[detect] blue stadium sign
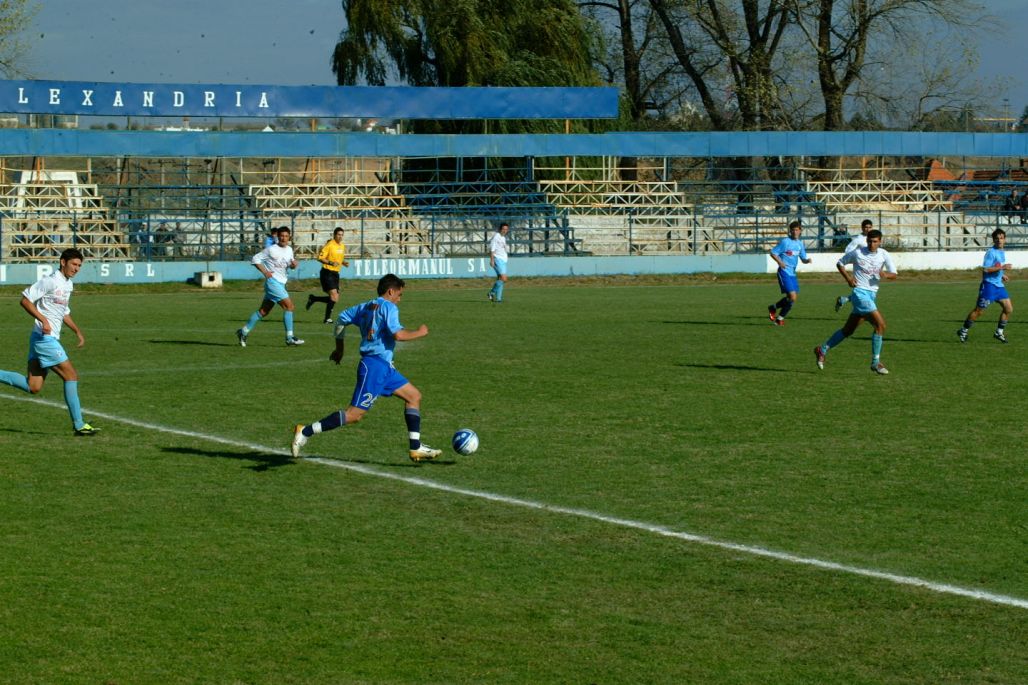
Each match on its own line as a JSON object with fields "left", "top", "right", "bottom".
{"left": 0, "top": 80, "right": 619, "bottom": 119}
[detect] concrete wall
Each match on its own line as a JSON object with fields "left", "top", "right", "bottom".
{"left": 1, "top": 250, "right": 1021, "bottom": 286}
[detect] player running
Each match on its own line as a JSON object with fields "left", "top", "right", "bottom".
{"left": 767, "top": 220, "right": 812, "bottom": 326}
{"left": 487, "top": 222, "right": 510, "bottom": 303}
{"left": 0, "top": 248, "right": 99, "bottom": 435}
{"left": 291, "top": 273, "right": 442, "bottom": 463}
{"left": 814, "top": 229, "right": 897, "bottom": 374}
{"left": 957, "top": 228, "right": 1014, "bottom": 343}
{"left": 834, "top": 218, "right": 874, "bottom": 312}
{"left": 236, "top": 226, "right": 304, "bottom": 347}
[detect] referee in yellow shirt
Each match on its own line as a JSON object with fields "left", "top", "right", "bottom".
{"left": 306, "top": 227, "right": 349, "bottom": 323}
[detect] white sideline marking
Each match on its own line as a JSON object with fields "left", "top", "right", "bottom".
{"left": 3, "top": 392, "right": 1027, "bottom": 611}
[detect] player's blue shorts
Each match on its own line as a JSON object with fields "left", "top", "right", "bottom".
{"left": 777, "top": 269, "right": 799, "bottom": 294}
{"left": 263, "top": 278, "right": 290, "bottom": 303}
{"left": 976, "top": 282, "right": 1010, "bottom": 309}
{"left": 28, "top": 331, "right": 69, "bottom": 369}
{"left": 493, "top": 258, "right": 508, "bottom": 277}
{"left": 350, "top": 355, "right": 410, "bottom": 411}
{"left": 850, "top": 287, "right": 878, "bottom": 315}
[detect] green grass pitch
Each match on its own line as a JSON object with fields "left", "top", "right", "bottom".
{"left": 0, "top": 275, "right": 1025, "bottom": 684}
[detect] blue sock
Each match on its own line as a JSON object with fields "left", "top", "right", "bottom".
{"left": 963, "top": 319, "right": 974, "bottom": 330}
{"left": 496, "top": 280, "right": 505, "bottom": 301}
{"left": 404, "top": 408, "right": 422, "bottom": 450}
{"left": 303, "top": 410, "right": 346, "bottom": 437}
{"left": 839, "top": 295, "right": 850, "bottom": 304}
{"left": 0, "top": 369, "right": 30, "bottom": 392}
{"left": 284, "top": 310, "right": 294, "bottom": 338}
{"left": 243, "top": 311, "right": 262, "bottom": 333}
{"left": 779, "top": 300, "right": 794, "bottom": 318}
{"left": 871, "top": 333, "right": 883, "bottom": 364}
{"left": 824, "top": 329, "right": 846, "bottom": 351}
{"left": 998, "top": 319, "right": 1007, "bottom": 330}
{"left": 64, "top": 380, "right": 84, "bottom": 430}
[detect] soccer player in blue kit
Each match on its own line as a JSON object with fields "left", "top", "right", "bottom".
{"left": 814, "top": 229, "right": 897, "bottom": 374}
{"left": 767, "top": 220, "right": 812, "bottom": 325}
{"left": 957, "top": 228, "right": 1014, "bottom": 343}
{"left": 291, "top": 274, "right": 443, "bottom": 462}
{"left": 0, "top": 248, "right": 99, "bottom": 435}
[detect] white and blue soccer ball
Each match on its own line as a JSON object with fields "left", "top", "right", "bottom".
{"left": 452, "top": 428, "right": 479, "bottom": 455}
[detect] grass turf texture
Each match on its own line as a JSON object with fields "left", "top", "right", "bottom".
{"left": 0, "top": 276, "right": 1025, "bottom": 683}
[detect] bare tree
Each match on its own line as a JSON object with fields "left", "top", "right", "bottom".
{"left": 789, "top": 0, "right": 987, "bottom": 130}
{"left": 0, "top": 0, "right": 38, "bottom": 77}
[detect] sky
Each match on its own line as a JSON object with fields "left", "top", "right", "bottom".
{"left": 21, "top": 0, "right": 1028, "bottom": 117}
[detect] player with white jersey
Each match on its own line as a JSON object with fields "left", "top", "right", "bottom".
{"left": 814, "top": 229, "right": 898, "bottom": 375}
{"left": 957, "top": 228, "right": 1014, "bottom": 343}
{"left": 0, "top": 248, "right": 99, "bottom": 435}
{"left": 487, "top": 222, "right": 510, "bottom": 303}
{"left": 236, "top": 226, "right": 304, "bottom": 347}
{"left": 291, "top": 273, "right": 442, "bottom": 463}
{"left": 834, "top": 219, "right": 874, "bottom": 312}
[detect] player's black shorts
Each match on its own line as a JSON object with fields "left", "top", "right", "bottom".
{"left": 319, "top": 268, "right": 340, "bottom": 293}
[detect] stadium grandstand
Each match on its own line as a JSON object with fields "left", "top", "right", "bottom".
{"left": 2, "top": 80, "right": 1028, "bottom": 266}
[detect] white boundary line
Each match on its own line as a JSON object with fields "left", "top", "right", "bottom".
{"left": 3, "top": 392, "right": 1026, "bottom": 611}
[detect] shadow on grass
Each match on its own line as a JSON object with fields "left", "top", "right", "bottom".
{"left": 148, "top": 340, "right": 239, "bottom": 347}
{"left": 677, "top": 362, "right": 816, "bottom": 374}
{"left": 161, "top": 445, "right": 294, "bottom": 471}
{"left": 161, "top": 445, "right": 458, "bottom": 471}
{"left": 314, "top": 454, "right": 459, "bottom": 469}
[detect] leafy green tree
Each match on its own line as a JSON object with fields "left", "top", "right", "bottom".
{"left": 332, "top": 0, "right": 599, "bottom": 89}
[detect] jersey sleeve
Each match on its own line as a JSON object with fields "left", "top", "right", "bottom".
{"left": 317, "top": 242, "right": 330, "bottom": 262}
{"left": 837, "top": 250, "right": 856, "bottom": 269}
{"left": 770, "top": 239, "right": 785, "bottom": 257}
{"left": 799, "top": 243, "right": 808, "bottom": 260}
{"left": 882, "top": 251, "right": 897, "bottom": 274}
{"left": 336, "top": 303, "right": 361, "bottom": 326}
{"left": 251, "top": 248, "right": 269, "bottom": 266}
{"left": 384, "top": 302, "right": 403, "bottom": 335}
{"left": 22, "top": 278, "right": 51, "bottom": 303}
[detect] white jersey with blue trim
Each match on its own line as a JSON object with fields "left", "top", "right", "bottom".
{"left": 252, "top": 243, "right": 294, "bottom": 284}
{"left": 22, "top": 270, "right": 74, "bottom": 339}
{"left": 489, "top": 231, "right": 508, "bottom": 261}
{"left": 844, "top": 233, "right": 867, "bottom": 255}
{"left": 838, "top": 246, "right": 896, "bottom": 292}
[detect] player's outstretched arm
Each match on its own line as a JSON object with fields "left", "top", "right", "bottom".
{"left": 395, "top": 325, "right": 428, "bottom": 341}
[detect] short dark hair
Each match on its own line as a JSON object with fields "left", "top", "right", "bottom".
{"left": 333, "top": 227, "right": 344, "bottom": 235}
{"left": 992, "top": 227, "right": 1006, "bottom": 239}
{"left": 498, "top": 222, "right": 510, "bottom": 229}
{"left": 60, "top": 248, "right": 84, "bottom": 263}
{"left": 861, "top": 219, "right": 873, "bottom": 228}
{"left": 276, "top": 225, "right": 291, "bottom": 235}
{"left": 788, "top": 220, "right": 802, "bottom": 231}
{"left": 377, "top": 273, "right": 405, "bottom": 295}
{"left": 866, "top": 229, "right": 883, "bottom": 241}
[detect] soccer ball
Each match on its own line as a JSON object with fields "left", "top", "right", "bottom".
{"left": 452, "top": 428, "right": 479, "bottom": 455}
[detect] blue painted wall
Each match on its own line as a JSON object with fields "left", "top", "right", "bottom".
{"left": 0, "top": 255, "right": 770, "bottom": 286}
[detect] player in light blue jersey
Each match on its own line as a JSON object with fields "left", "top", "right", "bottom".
{"left": 487, "top": 222, "right": 510, "bottom": 303}
{"left": 0, "top": 248, "right": 99, "bottom": 435}
{"left": 236, "top": 226, "right": 304, "bottom": 347}
{"left": 814, "top": 229, "right": 897, "bottom": 374}
{"left": 958, "top": 228, "right": 1014, "bottom": 343}
{"left": 834, "top": 219, "right": 873, "bottom": 312}
{"left": 291, "top": 273, "right": 443, "bottom": 463}
{"left": 767, "top": 220, "right": 812, "bottom": 325}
